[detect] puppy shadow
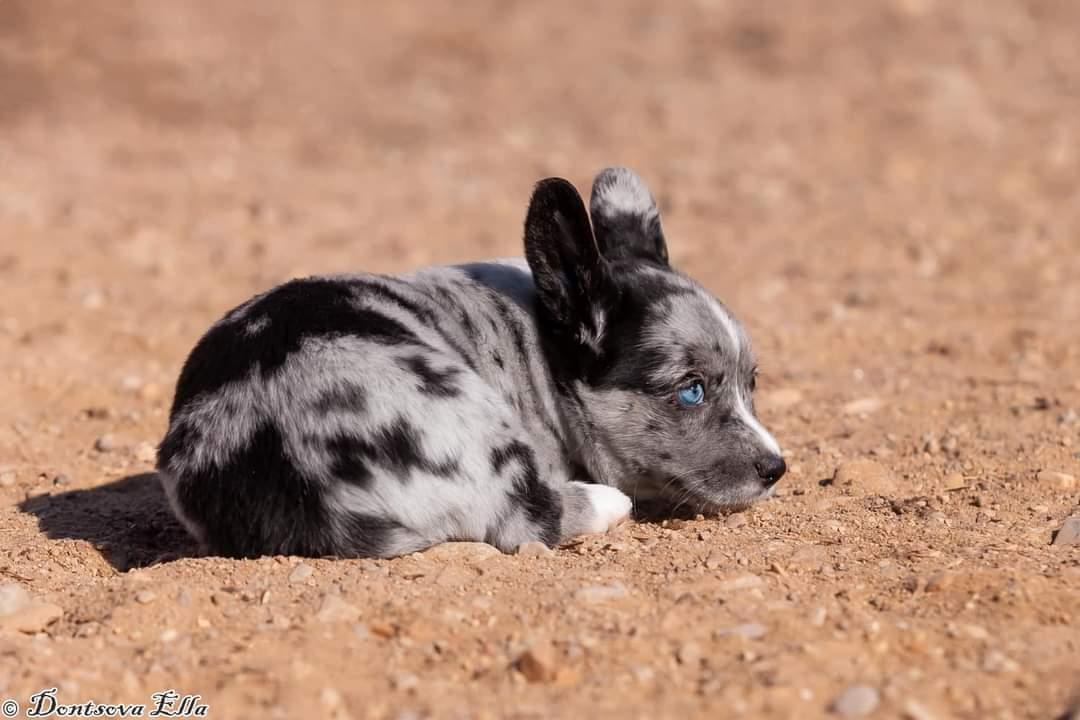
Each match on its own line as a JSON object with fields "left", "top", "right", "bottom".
{"left": 18, "top": 472, "right": 199, "bottom": 571}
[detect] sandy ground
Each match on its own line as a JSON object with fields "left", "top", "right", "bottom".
{"left": 1, "top": 1, "right": 1079, "bottom": 718}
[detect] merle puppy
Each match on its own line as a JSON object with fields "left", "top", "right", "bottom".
{"left": 157, "top": 168, "right": 785, "bottom": 558}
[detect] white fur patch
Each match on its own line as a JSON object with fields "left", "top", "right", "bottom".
{"left": 708, "top": 298, "right": 743, "bottom": 355}
{"left": 736, "top": 395, "right": 782, "bottom": 456}
{"left": 593, "top": 167, "right": 659, "bottom": 219}
{"left": 581, "top": 483, "right": 632, "bottom": 533}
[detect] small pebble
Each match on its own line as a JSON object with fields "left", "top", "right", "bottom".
{"left": 1052, "top": 516, "right": 1080, "bottom": 546}
{"left": 675, "top": 641, "right": 702, "bottom": 666}
{"left": 133, "top": 442, "right": 157, "bottom": 464}
{"left": 0, "top": 583, "right": 32, "bottom": 615}
{"left": 289, "top": 563, "right": 315, "bottom": 583}
{"left": 704, "top": 552, "right": 724, "bottom": 569}
{"left": 943, "top": 472, "right": 966, "bottom": 491}
{"left": 902, "top": 699, "right": 940, "bottom": 720}
{"left": 517, "top": 640, "right": 558, "bottom": 683}
{"left": 830, "top": 684, "right": 880, "bottom": 716}
{"left": 1038, "top": 470, "right": 1077, "bottom": 491}
{"left": 160, "top": 628, "right": 179, "bottom": 643}
{"left": 52, "top": 474, "right": 72, "bottom": 487}
{"left": 0, "top": 471, "right": 15, "bottom": 487}
{"left": 370, "top": 621, "right": 396, "bottom": 639}
{"left": 515, "top": 541, "right": 553, "bottom": 557}
{"left": 725, "top": 513, "right": 748, "bottom": 529}
{"left": 134, "top": 590, "right": 157, "bottom": 604}
{"left": 94, "top": 434, "right": 117, "bottom": 453}
{"left": 316, "top": 594, "right": 361, "bottom": 624}
{"left": 390, "top": 672, "right": 419, "bottom": 692}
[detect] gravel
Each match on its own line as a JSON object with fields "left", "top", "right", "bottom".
{"left": 830, "top": 685, "right": 880, "bottom": 716}
{"left": 315, "top": 594, "right": 361, "bottom": 623}
{"left": 0, "top": 583, "right": 32, "bottom": 615}
{"left": 725, "top": 513, "right": 749, "bottom": 529}
{"left": 1052, "top": 517, "right": 1080, "bottom": 546}
{"left": 517, "top": 640, "right": 558, "bottom": 683}
{"left": 133, "top": 441, "right": 157, "bottom": 463}
{"left": 94, "top": 434, "right": 117, "bottom": 452}
{"left": 134, "top": 590, "right": 157, "bottom": 604}
{"left": 288, "top": 563, "right": 315, "bottom": 583}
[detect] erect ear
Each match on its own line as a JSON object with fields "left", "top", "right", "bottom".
{"left": 589, "top": 167, "right": 669, "bottom": 265}
{"left": 523, "top": 177, "right": 616, "bottom": 351}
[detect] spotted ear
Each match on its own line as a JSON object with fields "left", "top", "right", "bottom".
{"left": 523, "top": 178, "right": 616, "bottom": 352}
{"left": 589, "top": 167, "right": 669, "bottom": 265}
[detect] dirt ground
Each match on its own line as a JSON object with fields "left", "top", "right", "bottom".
{"left": 1, "top": 1, "right": 1078, "bottom": 718}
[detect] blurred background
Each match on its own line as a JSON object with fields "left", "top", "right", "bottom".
{"left": 2, "top": 0, "right": 1079, "bottom": 457}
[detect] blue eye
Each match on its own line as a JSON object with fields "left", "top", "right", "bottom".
{"left": 676, "top": 381, "right": 705, "bottom": 406}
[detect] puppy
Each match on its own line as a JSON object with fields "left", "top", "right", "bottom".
{"left": 157, "top": 168, "right": 785, "bottom": 558}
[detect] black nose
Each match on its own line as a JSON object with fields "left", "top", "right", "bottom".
{"left": 755, "top": 455, "right": 787, "bottom": 486}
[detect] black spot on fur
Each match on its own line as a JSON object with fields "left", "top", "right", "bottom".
{"left": 593, "top": 210, "right": 669, "bottom": 265}
{"left": 353, "top": 278, "right": 438, "bottom": 325}
{"left": 490, "top": 441, "right": 561, "bottom": 545}
{"left": 312, "top": 382, "right": 368, "bottom": 414}
{"left": 162, "top": 422, "right": 394, "bottom": 558}
{"left": 398, "top": 354, "right": 461, "bottom": 397}
{"left": 492, "top": 352, "right": 505, "bottom": 369}
{"left": 169, "top": 278, "right": 423, "bottom": 420}
{"left": 393, "top": 283, "right": 479, "bottom": 373}
{"left": 326, "top": 417, "right": 459, "bottom": 484}
{"left": 658, "top": 451, "right": 673, "bottom": 461}
{"left": 325, "top": 435, "right": 375, "bottom": 486}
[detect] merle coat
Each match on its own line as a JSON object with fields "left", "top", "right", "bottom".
{"left": 157, "top": 168, "right": 785, "bottom": 558}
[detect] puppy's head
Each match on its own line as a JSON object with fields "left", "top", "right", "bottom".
{"left": 524, "top": 168, "right": 785, "bottom": 513}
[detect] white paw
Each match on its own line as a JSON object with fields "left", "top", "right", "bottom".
{"left": 583, "top": 484, "right": 633, "bottom": 533}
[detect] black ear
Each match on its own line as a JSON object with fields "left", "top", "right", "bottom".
{"left": 523, "top": 178, "right": 615, "bottom": 351}
{"left": 589, "top": 167, "right": 669, "bottom": 265}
